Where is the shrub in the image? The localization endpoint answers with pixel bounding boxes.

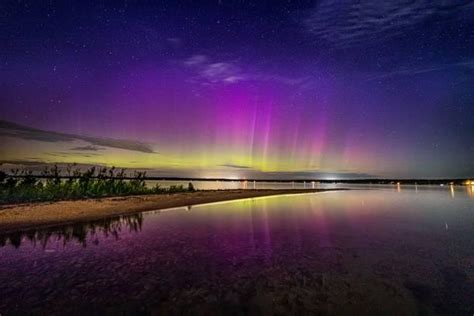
[0,165,196,204]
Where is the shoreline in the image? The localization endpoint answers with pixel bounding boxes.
[0,189,345,233]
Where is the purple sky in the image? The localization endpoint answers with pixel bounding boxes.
[1,1,474,179]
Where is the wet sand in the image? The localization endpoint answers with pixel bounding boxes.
[0,189,343,233]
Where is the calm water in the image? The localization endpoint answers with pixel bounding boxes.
[146,179,339,190]
[147,180,473,193]
[1,186,474,315]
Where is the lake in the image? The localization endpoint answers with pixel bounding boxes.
[1,186,473,315]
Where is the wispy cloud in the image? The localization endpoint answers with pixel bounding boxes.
[70,145,105,151]
[166,37,182,46]
[0,159,377,179]
[0,120,156,154]
[365,60,474,81]
[219,164,251,169]
[183,54,208,66]
[48,152,101,158]
[242,170,377,180]
[216,164,376,179]
[184,55,246,84]
[183,54,310,87]
[303,1,473,50]
[201,62,246,84]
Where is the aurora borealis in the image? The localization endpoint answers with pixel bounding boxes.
[1,1,473,179]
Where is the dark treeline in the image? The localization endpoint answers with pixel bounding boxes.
[0,165,195,204]
[0,213,144,248]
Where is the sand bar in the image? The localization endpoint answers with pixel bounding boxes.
[0,189,345,233]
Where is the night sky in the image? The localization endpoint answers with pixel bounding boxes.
[1,1,473,179]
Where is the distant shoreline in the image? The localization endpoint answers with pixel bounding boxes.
[0,189,345,233]
[4,175,471,185]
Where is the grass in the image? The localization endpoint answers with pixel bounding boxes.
[0,165,195,204]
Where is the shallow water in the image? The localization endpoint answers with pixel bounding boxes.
[1,187,473,315]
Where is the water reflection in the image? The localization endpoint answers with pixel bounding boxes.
[0,213,143,249]
[468,184,474,198]
[0,189,473,315]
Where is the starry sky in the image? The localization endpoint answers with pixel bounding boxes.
[1,1,473,179]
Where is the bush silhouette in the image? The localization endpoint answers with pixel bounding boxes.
[0,165,192,204]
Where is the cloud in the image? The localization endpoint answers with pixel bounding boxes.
[183,54,310,87]
[70,145,105,151]
[184,55,245,84]
[303,1,473,50]
[145,168,377,180]
[201,62,246,83]
[166,37,182,46]
[0,160,377,179]
[0,120,156,153]
[365,60,474,81]
[219,164,251,169]
[48,152,100,158]
[184,54,208,66]
[242,170,377,180]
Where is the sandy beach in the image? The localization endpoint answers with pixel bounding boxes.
[0,189,343,233]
